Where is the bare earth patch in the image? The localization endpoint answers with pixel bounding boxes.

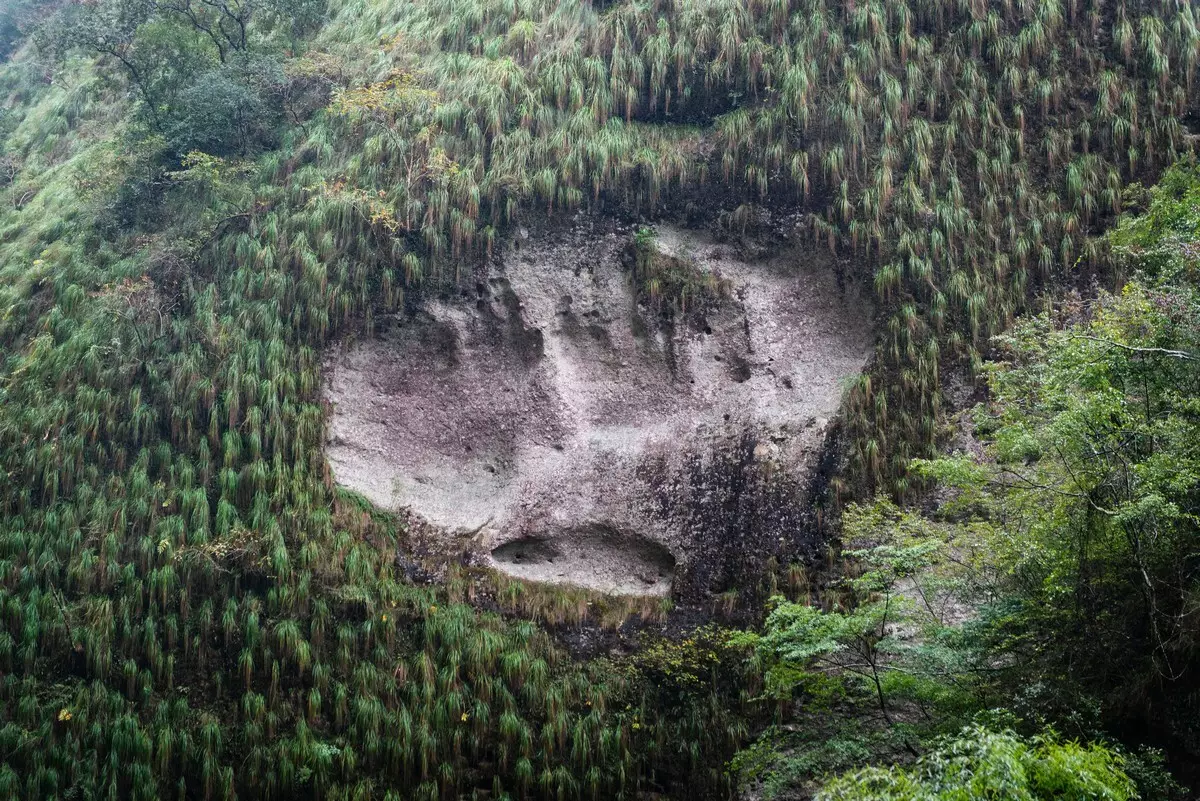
[324,217,872,596]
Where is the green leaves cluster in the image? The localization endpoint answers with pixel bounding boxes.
[818,725,1136,801]
[1109,160,1200,282]
[849,161,1200,785]
[629,226,729,317]
[915,271,1200,735]
[38,0,325,157]
[741,163,1200,791]
[744,500,969,724]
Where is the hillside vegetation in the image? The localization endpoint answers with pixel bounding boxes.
[0,0,1198,799]
[743,167,1200,796]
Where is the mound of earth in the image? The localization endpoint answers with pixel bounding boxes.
[324,216,872,597]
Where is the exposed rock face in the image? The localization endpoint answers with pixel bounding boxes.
[492,530,676,596]
[324,216,872,597]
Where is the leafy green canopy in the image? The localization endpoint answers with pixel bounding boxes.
[732,500,988,798]
[888,162,1200,775]
[735,165,1200,798]
[818,725,1136,801]
[36,0,322,155]
[748,516,953,719]
[917,275,1200,748]
[1110,159,1200,281]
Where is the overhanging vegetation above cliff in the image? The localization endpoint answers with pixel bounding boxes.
[303,0,1200,494]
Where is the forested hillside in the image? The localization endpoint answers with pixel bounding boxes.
[741,164,1200,798]
[0,0,1198,799]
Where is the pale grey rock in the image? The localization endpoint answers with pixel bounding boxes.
[324,216,872,596]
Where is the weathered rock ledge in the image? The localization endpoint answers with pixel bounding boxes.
[324,215,872,598]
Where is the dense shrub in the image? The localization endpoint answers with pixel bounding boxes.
[818,726,1135,801]
[166,62,282,155]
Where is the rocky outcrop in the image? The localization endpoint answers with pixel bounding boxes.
[323,215,872,597]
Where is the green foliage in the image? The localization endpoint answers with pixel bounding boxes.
[914,273,1200,748]
[1119,746,1190,801]
[636,626,744,695]
[1109,158,1200,281]
[745,501,971,721]
[629,225,728,316]
[731,499,1001,797]
[877,161,1200,786]
[730,721,879,801]
[38,0,319,155]
[165,150,251,206]
[165,59,281,155]
[817,725,1137,801]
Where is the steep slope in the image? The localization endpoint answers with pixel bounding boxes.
[0,0,1195,799]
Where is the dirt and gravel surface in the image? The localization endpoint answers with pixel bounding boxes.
[324,213,872,596]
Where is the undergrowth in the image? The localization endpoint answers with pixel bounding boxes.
[630,225,730,316]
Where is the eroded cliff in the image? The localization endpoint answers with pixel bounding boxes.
[324,216,872,597]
